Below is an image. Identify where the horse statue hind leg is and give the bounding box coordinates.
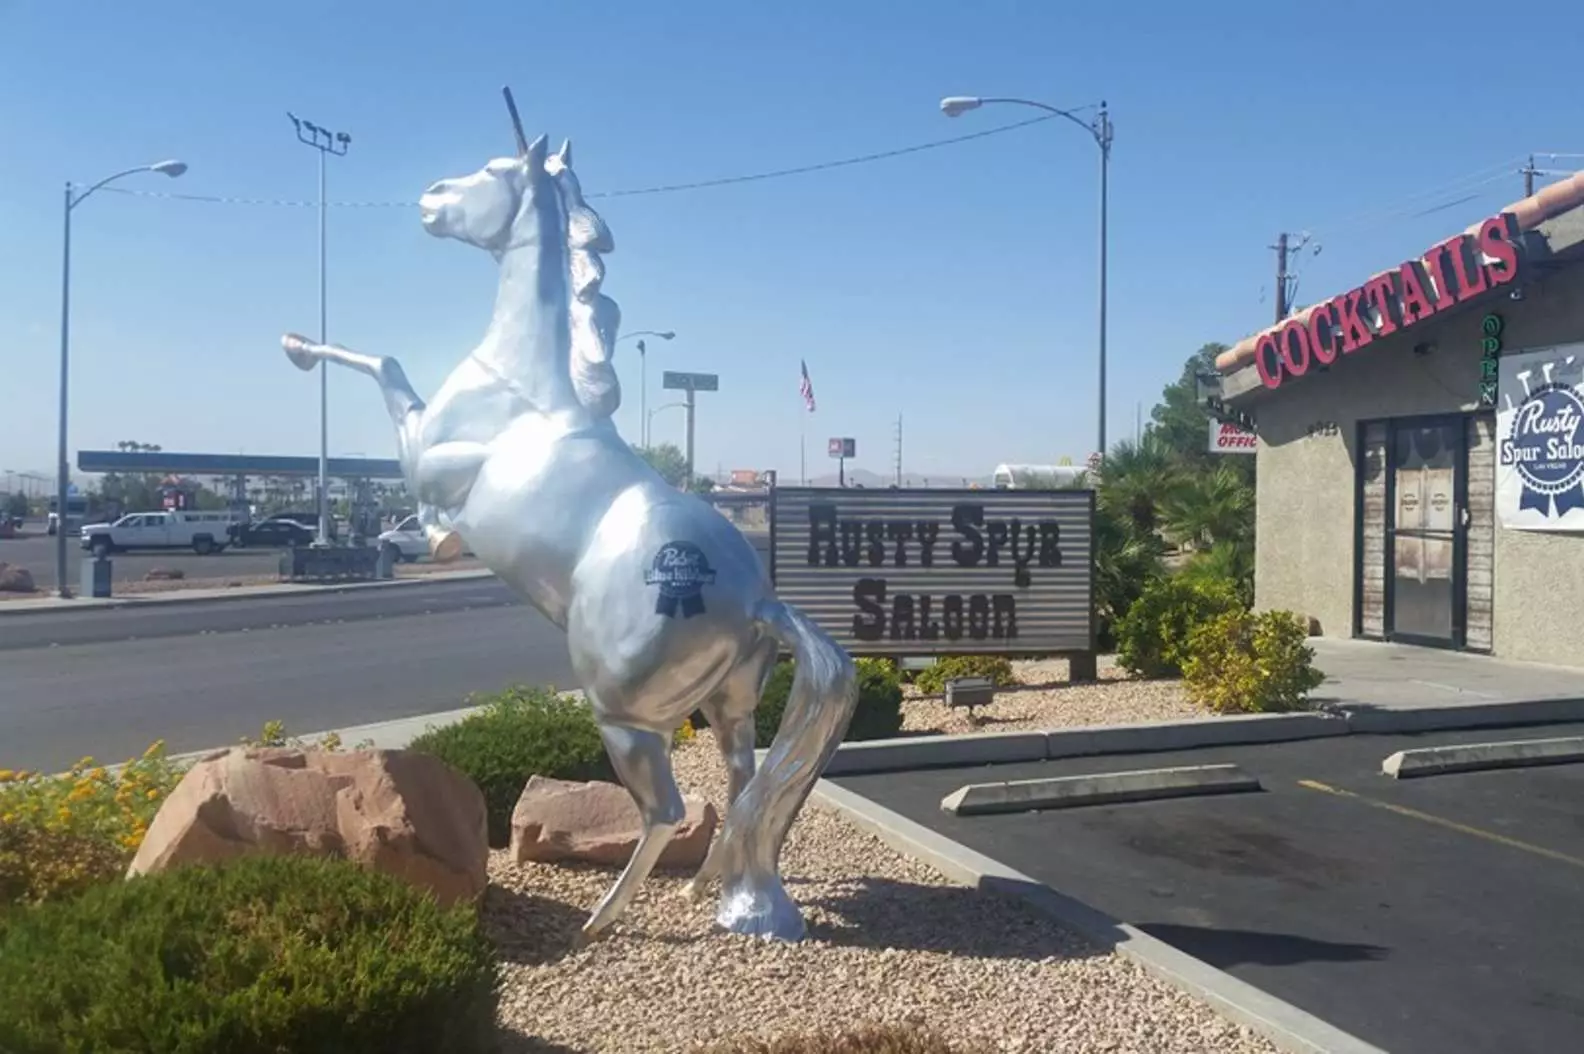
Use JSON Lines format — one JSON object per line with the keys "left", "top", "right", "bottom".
{"left": 280, "top": 333, "right": 471, "bottom": 561}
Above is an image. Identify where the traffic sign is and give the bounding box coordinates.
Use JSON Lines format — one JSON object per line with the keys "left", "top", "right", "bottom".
{"left": 662, "top": 371, "right": 719, "bottom": 392}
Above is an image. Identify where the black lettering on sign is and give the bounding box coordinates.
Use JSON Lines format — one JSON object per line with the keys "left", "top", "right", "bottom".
{"left": 808, "top": 504, "right": 839, "bottom": 567}
{"left": 885, "top": 520, "right": 913, "bottom": 566}
{"left": 916, "top": 521, "right": 940, "bottom": 567}
{"left": 918, "top": 594, "right": 938, "bottom": 639}
{"left": 1038, "top": 522, "right": 1062, "bottom": 567}
{"left": 865, "top": 520, "right": 886, "bottom": 566}
{"left": 950, "top": 504, "right": 984, "bottom": 567}
{"left": 839, "top": 519, "right": 864, "bottom": 567}
{"left": 890, "top": 593, "right": 914, "bottom": 641}
{"left": 993, "top": 594, "right": 1017, "bottom": 639}
{"left": 942, "top": 594, "right": 964, "bottom": 639}
{"left": 967, "top": 594, "right": 990, "bottom": 638}
{"left": 852, "top": 578, "right": 885, "bottom": 641}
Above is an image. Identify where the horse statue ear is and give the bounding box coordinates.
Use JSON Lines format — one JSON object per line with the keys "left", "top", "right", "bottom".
{"left": 526, "top": 134, "right": 549, "bottom": 172}
{"left": 557, "top": 139, "right": 572, "bottom": 167}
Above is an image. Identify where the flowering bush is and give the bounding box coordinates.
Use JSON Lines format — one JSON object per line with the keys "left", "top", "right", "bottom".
{"left": 0, "top": 742, "right": 185, "bottom": 906}
{"left": 1182, "top": 609, "right": 1326, "bottom": 714}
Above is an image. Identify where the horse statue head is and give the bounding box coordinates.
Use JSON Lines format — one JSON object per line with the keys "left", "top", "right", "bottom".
{"left": 417, "top": 89, "right": 622, "bottom": 421}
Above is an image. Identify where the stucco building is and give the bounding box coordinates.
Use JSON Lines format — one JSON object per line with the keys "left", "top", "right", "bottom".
{"left": 1212, "top": 172, "right": 1584, "bottom": 667}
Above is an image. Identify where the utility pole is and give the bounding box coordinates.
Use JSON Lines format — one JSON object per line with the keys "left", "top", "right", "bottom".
{"left": 288, "top": 112, "right": 351, "bottom": 548}
{"left": 1271, "top": 231, "right": 1312, "bottom": 323}
{"left": 893, "top": 414, "right": 903, "bottom": 487}
{"left": 1523, "top": 155, "right": 1538, "bottom": 197}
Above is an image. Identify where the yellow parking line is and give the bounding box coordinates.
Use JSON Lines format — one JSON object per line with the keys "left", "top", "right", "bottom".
{"left": 1296, "top": 779, "right": 1584, "bottom": 871}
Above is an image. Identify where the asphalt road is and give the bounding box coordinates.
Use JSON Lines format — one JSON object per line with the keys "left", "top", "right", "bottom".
{"left": 836, "top": 726, "right": 1584, "bottom": 1054}
{"left": 2, "top": 531, "right": 770, "bottom": 774}
{"left": 1, "top": 532, "right": 289, "bottom": 587}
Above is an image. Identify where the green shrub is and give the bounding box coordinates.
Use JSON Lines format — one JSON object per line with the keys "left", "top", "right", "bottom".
{"left": 407, "top": 686, "right": 613, "bottom": 847}
{"left": 704, "top": 1022, "right": 988, "bottom": 1053}
{"left": 1115, "top": 575, "right": 1243, "bottom": 678}
{"left": 0, "top": 854, "right": 499, "bottom": 1054}
{"left": 911, "top": 655, "right": 1016, "bottom": 696}
{"left": 755, "top": 657, "right": 903, "bottom": 748}
{"left": 1183, "top": 609, "right": 1326, "bottom": 714}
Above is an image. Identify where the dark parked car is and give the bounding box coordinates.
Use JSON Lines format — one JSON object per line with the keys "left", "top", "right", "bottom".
{"left": 228, "top": 518, "right": 315, "bottom": 548}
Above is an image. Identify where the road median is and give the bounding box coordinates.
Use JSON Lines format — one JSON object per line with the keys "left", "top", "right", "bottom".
{"left": 1382, "top": 735, "right": 1584, "bottom": 779}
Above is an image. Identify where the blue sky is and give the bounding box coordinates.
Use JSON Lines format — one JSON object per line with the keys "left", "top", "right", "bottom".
{"left": 2, "top": 0, "right": 1580, "bottom": 486}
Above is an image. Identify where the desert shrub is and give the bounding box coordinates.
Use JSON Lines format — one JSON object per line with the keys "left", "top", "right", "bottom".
{"left": 407, "top": 686, "right": 613, "bottom": 847}
{"left": 911, "top": 655, "right": 1016, "bottom": 696}
{"left": 0, "top": 743, "right": 185, "bottom": 906}
{"left": 0, "top": 854, "right": 499, "bottom": 1054}
{"left": 704, "top": 1022, "right": 989, "bottom": 1053}
{"left": 1183, "top": 609, "right": 1326, "bottom": 714}
{"left": 238, "top": 719, "right": 349, "bottom": 752}
{"left": 1114, "top": 575, "right": 1243, "bottom": 679}
{"left": 755, "top": 657, "right": 904, "bottom": 748}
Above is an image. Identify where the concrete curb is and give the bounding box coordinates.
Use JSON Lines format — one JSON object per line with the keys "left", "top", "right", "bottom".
{"left": 0, "top": 568, "right": 496, "bottom": 616}
{"left": 1382, "top": 735, "right": 1584, "bottom": 779}
{"left": 1332, "top": 697, "right": 1584, "bottom": 734}
{"left": 811, "top": 778, "right": 1390, "bottom": 1054}
{"left": 822, "top": 730, "right": 1047, "bottom": 776}
{"left": 941, "top": 763, "right": 1261, "bottom": 816}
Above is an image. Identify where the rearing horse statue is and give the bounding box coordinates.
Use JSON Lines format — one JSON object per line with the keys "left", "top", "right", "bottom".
{"left": 278, "top": 89, "right": 857, "bottom": 943}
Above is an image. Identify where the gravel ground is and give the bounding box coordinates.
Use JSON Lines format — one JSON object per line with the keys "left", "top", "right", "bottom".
{"left": 485, "top": 732, "right": 1277, "bottom": 1054}
{"left": 898, "top": 657, "right": 1204, "bottom": 736}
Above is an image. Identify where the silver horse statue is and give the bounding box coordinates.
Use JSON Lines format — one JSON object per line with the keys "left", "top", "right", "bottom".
{"left": 278, "top": 89, "right": 857, "bottom": 943}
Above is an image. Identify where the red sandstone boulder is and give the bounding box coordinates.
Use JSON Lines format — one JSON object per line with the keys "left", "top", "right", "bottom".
{"left": 0, "top": 563, "right": 35, "bottom": 593}
{"left": 128, "top": 746, "right": 488, "bottom": 906}
{"left": 509, "top": 776, "right": 718, "bottom": 869}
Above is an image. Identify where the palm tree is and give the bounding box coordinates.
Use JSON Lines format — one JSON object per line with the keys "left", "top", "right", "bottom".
{"left": 1096, "top": 435, "right": 1179, "bottom": 535}
{"left": 1158, "top": 463, "right": 1255, "bottom": 552}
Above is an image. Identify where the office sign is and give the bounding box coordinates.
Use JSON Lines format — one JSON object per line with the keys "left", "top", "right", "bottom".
{"left": 1208, "top": 419, "right": 1258, "bottom": 454}
{"left": 828, "top": 437, "right": 856, "bottom": 459}
{"left": 769, "top": 487, "right": 1094, "bottom": 655}
{"left": 662, "top": 371, "right": 719, "bottom": 392}
{"left": 1496, "top": 342, "right": 1584, "bottom": 532}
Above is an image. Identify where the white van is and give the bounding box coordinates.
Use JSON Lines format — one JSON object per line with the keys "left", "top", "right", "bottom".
{"left": 80, "top": 510, "right": 247, "bottom": 557}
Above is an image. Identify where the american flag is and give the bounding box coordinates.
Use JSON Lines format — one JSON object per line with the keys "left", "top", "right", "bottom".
{"left": 799, "top": 359, "right": 816, "bottom": 412}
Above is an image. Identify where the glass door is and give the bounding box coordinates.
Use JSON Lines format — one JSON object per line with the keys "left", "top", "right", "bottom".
{"left": 1386, "top": 417, "right": 1466, "bottom": 647}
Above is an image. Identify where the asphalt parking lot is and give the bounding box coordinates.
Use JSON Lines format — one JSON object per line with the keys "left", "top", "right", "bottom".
{"left": 835, "top": 722, "right": 1584, "bottom": 1054}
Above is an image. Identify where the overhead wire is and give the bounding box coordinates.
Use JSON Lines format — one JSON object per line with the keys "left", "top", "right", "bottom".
{"left": 94, "top": 111, "right": 1065, "bottom": 210}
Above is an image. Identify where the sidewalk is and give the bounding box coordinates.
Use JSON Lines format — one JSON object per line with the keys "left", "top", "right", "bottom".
{"left": 0, "top": 567, "right": 495, "bottom": 616}
{"left": 1309, "top": 637, "right": 1584, "bottom": 709}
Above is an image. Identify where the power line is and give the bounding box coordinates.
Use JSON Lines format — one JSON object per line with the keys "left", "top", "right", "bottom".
{"left": 94, "top": 111, "right": 1064, "bottom": 210}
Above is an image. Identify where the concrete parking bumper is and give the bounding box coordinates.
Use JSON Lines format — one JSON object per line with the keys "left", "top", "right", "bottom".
{"left": 940, "top": 763, "right": 1262, "bottom": 816}
{"left": 1382, "top": 734, "right": 1584, "bottom": 779}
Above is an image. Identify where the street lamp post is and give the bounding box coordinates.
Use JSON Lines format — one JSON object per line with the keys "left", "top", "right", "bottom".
{"left": 617, "top": 330, "right": 676, "bottom": 447}
{"left": 55, "top": 159, "right": 187, "bottom": 598}
{"left": 288, "top": 112, "right": 351, "bottom": 547}
{"left": 941, "top": 95, "right": 1113, "bottom": 459}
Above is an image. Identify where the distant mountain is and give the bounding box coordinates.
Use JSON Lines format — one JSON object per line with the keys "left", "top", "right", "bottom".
{"left": 799, "top": 468, "right": 995, "bottom": 489}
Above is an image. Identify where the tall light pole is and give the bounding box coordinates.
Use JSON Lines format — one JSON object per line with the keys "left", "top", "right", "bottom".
{"left": 941, "top": 95, "right": 1113, "bottom": 459}
{"left": 617, "top": 330, "right": 675, "bottom": 447}
{"left": 55, "top": 159, "right": 187, "bottom": 598}
{"left": 288, "top": 112, "right": 351, "bottom": 547}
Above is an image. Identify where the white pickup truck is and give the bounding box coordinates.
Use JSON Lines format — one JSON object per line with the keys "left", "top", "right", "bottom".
{"left": 377, "top": 515, "right": 474, "bottom": 562}
{"left": 80, "top": 510, "right": 245, "bottom": 557}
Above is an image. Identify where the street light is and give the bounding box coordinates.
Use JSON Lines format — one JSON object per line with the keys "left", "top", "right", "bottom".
{"left": 941, "top": 94, "right": 1113, "bottom": 459}
{"left": 647, "top": 400, "right": 688, "bottom": 440}
{"left": 617, "top": 330, "right": 676, "bottom": 447}
{"left": 288, "top": 112, "right": 351, "bottom": 548}
{"left": 55, "top": 159, "right": 187, "bottom": 598}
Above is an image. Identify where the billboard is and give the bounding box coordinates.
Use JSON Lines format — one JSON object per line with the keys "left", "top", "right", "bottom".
{"left": 827, "top": 437, "right": 856, "bottom": 459}
{"left": 1208, "top": 419, "right": 1258, "bottom": 454}
{"left": 1496, "top": 342, "right": 1584, "bottom": 532}
{"left": 769, "top": 487, "right": 1094, "bottom": 655}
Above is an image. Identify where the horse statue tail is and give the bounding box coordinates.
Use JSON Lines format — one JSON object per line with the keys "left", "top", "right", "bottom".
{"left": 697, "top": 597, "right": 858, "bottom": 939}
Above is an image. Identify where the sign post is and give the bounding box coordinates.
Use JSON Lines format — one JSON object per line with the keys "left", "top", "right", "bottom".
{"left": 662, "top": 371, "right": 720, "bottom": 482}
{"left": 768, "top": 486, "right": 1097, "bottom": 676}
{"left": 827, "top": 436, "right": 856, "bottom": 487}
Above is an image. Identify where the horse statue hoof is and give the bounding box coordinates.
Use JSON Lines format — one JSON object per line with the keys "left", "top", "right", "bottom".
{"left": 281, "top": 333, "right": 319, "bottom": 372}
{"left": 426, "top": 528, "right": 465, "bottom": 563}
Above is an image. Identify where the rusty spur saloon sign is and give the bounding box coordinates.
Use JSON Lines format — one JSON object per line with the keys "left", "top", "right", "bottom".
{"left": 768, "top": 487, "right": 1095, "bottom": 655}
{"left": 1257, "top": 212, "right": 1524, "bottom": 390}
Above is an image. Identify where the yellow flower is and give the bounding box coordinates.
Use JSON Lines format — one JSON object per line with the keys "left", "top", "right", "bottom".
{"left": 145, "top": 789, "right": 161, "bottom": 801}
{"left": 0, "top": 769, "right": 14, "bottom": 783}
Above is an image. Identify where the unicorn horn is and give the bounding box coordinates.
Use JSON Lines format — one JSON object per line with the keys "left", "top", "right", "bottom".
{"left": 502, "top": 86, "right": 529, "bottom": 156}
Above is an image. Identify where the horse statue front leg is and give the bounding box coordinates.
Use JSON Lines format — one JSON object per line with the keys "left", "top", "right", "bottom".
{"left": 281, "top": 333, "right": 482, "bottom": 562}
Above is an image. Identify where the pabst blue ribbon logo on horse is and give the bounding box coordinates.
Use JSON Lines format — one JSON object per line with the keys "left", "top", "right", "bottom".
{"left": 645, "top": 541, "right": 717, "bottom": 618}
{"left": 1500, "top": 369, "right": 1584, "bottom": 517}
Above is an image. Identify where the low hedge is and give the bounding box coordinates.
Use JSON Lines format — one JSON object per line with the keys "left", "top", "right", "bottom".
{"left": 755, "top": 657, "right": 903, "bottom": 748}
{"left": 1114, "top": 575, "right": 1244, "bottom": 679}
{"left": 1183, "top": 608, "right": 1326, "bottom": 714}
{"left": 407, "top": 686, "right": 614, "bottom": 847}
{"left": 0, "top": 854, "right": 499, "bottom": 1054}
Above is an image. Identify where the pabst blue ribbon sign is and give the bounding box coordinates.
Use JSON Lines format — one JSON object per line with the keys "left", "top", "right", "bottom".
{"left": 1497, "top": 343, "right": 1584, "bottom": 531}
